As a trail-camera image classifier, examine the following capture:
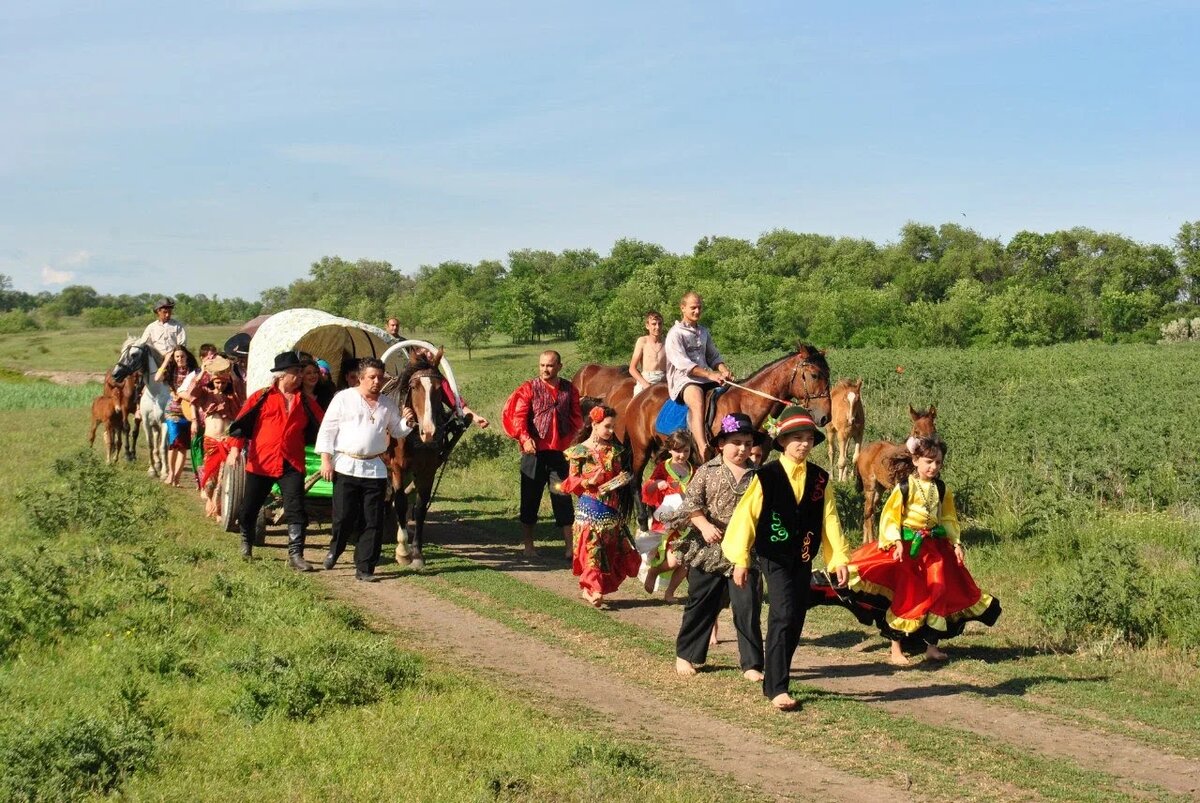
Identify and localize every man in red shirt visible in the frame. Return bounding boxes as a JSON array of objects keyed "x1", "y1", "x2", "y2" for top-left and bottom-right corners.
[
  {"x1": 503, "y1": 350, "x2": 582, "y2": 558},
  {"x1": 226, "y1": 351, "x2": 325, "y2": 569}
]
